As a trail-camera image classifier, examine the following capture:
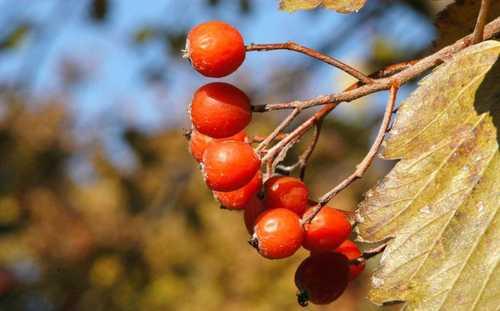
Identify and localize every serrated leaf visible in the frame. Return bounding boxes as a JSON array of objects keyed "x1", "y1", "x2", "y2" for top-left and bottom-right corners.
[
  {"x1": 434, "y1": 0, "x2": 500, "y2": 50},
  {"x1": 279, "y1": 0, "x2": 366, "y2": 13},
  {"x1": 356, "y1": 41, "x2": 500, "y2": 310}
]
